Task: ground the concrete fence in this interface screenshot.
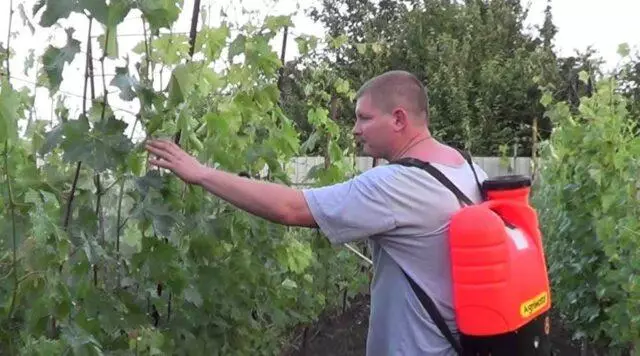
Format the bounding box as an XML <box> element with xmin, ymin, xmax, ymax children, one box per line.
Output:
<box><xmin>281</xmin><ymin>156</ymin><xmax>533</xmax><ymax>185</ymax></box>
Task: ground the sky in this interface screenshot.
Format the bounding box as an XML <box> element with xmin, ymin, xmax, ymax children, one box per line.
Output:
<box><xmin>1</xmin><ymin>0</ymin><xmax>639</xmax><ymax>140</ymax></box>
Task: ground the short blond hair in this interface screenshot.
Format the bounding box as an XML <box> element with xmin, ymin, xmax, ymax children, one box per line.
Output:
<box><xmin>356</xmin><ymin>70</ymin><xmax>429</xmax><ymax>122</ymax></box>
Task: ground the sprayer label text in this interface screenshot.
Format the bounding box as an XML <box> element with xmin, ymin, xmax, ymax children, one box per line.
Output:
<box><xmin>520</xmin><ymin>291</ymin><xmax>548</xmax><ymax>318</ymax></box>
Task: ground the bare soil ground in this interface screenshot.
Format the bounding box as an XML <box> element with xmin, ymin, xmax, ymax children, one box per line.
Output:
<box><xmin>283</xmin><ymin>293</ymin><xmax>592</xmax><ymax>356</ymax></box>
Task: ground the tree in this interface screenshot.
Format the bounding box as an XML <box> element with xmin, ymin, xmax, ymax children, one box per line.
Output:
<box><xmin>283</xmin><ymin>0</ymin><xmax>564</xmax><ymax>156</ymax></box>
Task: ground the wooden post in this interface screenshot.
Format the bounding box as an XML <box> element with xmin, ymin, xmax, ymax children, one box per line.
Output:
<box><xmin>277</xmin><ymin>25</ymin><xmax>288</xmax><ymax>98</ymax></box>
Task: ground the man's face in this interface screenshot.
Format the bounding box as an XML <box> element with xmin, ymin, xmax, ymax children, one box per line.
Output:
<box><xmin>352</xmin><ymin>94</ymin><xmax>395</xmax><ymax>158</ymax></box>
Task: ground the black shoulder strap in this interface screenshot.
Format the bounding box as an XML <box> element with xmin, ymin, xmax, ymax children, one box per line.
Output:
<box><xmin>390</xmin><ymin>157</ymin><xmax>467</xmax><ymax>354</ymax></box>
<box><xmin>453</xmin><ymin>150</ymin><xmax>517</xmax><ymax>228</ymax></box>
<box><xmin>402</xmin><ymin>270</ymin><xmax>463</xmax><ymax>354</ymax></box>
<box><xmin>455</xmin><ymin>148</ymin><xmax>484</xmax><ymax>200</ymax></box>
<box><xmin>393</xmin><ymin>157</ymin><xmax>474</xmax><ymax>206</ymax></box>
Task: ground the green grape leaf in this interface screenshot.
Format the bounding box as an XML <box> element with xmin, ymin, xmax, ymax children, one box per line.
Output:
<box><xmin>107</xmin><ymin>0</ymin><xmax>133</xmax><ymax>27</ymax></box>
<box><xmin>98</xmin><ymin>26</ymin><xmax>119</xmax><ymax>59</ymax></box>
<box><xmin>135</xmin><ymin>170</ymin><xmax>165</xmax><ymax>197</ymax></box>
<box><xmin>36</xmin><ymin>0</ymin><xmax>76</xmax><ymax>27</ymax></box>
<box><xmin>540</xmin><ymin>91</ymin><xmax>553</xmax><ymax>107</ymax></box>
<box><xmin>0</xmin><ymin>79</ymin><xmax>21</xmax><ymax>143</ymax></box>
<box><xmin>59</xmin><ymin>323</ymin><xmax>103</xmax><ymax>354</ymax></box>
<box><xmin>80</xmin><ymin>0</ymin><xmax>132</xmax><ymax>28</ymax></box>
<box><xmin>184</xmin><ymin>286</ymin><xmax>203</xmax><ymax>307</ymax></box>
<box><xmin>195</xmin><ymin>25</ymin><xmax>230</xmax><ymax>61</ymax></box>
<box><xmin>355</xmin><ymin>43</ymin><xmax>367</xmax><ymax>54</ymax></box>
<box><xmin>132</xmin><ymin>192</ymin><xmax>179</xmax><ymax>237</ymax></box>
<box><xmin>121</xmin><ymin>225</ymin><xmax>143</xmax><ymax>257</ymax></box>
<box><xmin>283</xmin><ymin>239</ymin><xmax>313</xmax><ymax>273</ymax></box>
<box><xmin>88</xmin><ymin>98</ymin><xmax>115</xmax><ymax>122</ymax></box>
<box><xmin>264</xmin><ymin>15</ymin><xmax>293</xmax><ymax>31</ymax></box>
<box><xmin>37</xmin><ymin>125</ymin><xmax>64</xmax><ymax>156</ymax></box>
<box><xmin>333</xmin><ymin>78</ymin><xmax>350</xmax><ymax>94</ymax></box>
<box><xmin>142</xmin><ymin>33</ymin><xmax>190</xmax><ymax>65</ymax></box>
<box><xmin>139</xmin><ymin>0</ymin><xmax>183</xmax><ymax>32</ymax></box>
<box><xmin>328</xmin><ymin>140</ymin><xmax>342</xmax><ymax>164</ymax></box>
<box><xmin>80</xmin><ymin>232</ymin><xmax>107</xmax><ymax>266</ymax></box>
<box><xmin>59</xmin><ymin>115</ymin><xmax>91</xmax><ymax>159</ymax></box>
<box><xmin>329</xmin><ymin>34</ymin><xmax>348</xmax><ymax>49</ymax></box>
<box><xmin>25</xmin><ymin>189</ymin><xmax>62</xmax><ymax>241</ymax></box>
<box><xmin>228</xmin><ymin>34</ymin><xmax>246</xmax><ymax>61</ymax></box>
<box><xmin>270</xmin><ymin>116</ymin><xmax>300</xmax><ymax>155</ymax></box>
<box><xmin>60</xmin><ymin>115</ymin><xmax>134</xmax><ymax>171</ymax></box>
<box><xmin>167</xmin><ymin>64</ymin><xmax>196</xmax><ymax>107</ymax></box>
<box><xmin>39</xmin><ymin>28</ymin><xmax>81</xmax><ymax>94</ymax></box>
<box><xmin>307</xmin><ymin>107</ymin><xmax>329</xmax><ymax>126</ymax></box>
<box><xmin>578</xmin><ymin>70</ymin><xmax>590</xmax><ymax>84</ymax></box>
<box><xmin>110</xmin><ymin>65</ymin><xmax>138</xmax><ymax>101</ymax></box>
<box><xmin>295</xmin><ymin>35</ymin><xmax>318</xmax><ymax>55</ymax></box>
<box><xmin>78</xmin><ymin>0</ymin><xmax>109</xmax><ymax>24</ymax></box>
<box><xmin>244</xmin><ymin>36</ymin><xmax>281</xmax><ymax>76</ymax></box>
<box><xmin>281</xmin><ymin>278</ymin><xmax>297</xmax><ymax>290</ymax></box>
<box><xmin>32</xmin><ymin>0</ymin><xmax>46</xmax><ymax>16</ymax></box>
<box><xmin>300</xmin><ymin>131</ymin><xmax>321</xmax><ymax>153</ymax></box>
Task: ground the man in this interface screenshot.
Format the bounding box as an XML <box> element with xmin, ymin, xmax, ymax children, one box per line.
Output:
<box><xmin>145</xmin><ymin>70</ymin><xmax>488</xmax><ymax>355</ymax></box>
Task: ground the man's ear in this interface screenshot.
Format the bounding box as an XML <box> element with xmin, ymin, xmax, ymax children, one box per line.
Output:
<box><xmin>391</xmin><ymin>107</ymin><xmax>409</xmax><ymax>132</ymax></box>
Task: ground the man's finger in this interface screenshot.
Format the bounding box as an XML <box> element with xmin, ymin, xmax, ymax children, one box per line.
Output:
<box><xmin>146</xmin><ymin>139</ymin><xmax>172</xmax><ymax>150</ymax></box>
<box><xmin>145</xmin><ymin>145</ymin><xmax>170</xmax><ymax>160</ymax></box>
<box><xmin>167</xmin><ymin>139</ymin><xmax>182</xmax><ymax>151</ymax></box>
<box><xmin>148</xmin><ymin>139</ymin><xmax>187</xmax><ymax>158</ymax></box>
<box><xmin>149</xmin><ymin>158</ymin><xmax>173</xmax><ymax>170</ymax></box>
<box><xmin>166</xmin><ymin>140</ymin><xmax>189</xmax><ymax>158</ymax></box>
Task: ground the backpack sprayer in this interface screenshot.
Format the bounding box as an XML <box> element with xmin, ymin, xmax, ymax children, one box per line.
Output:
<box><xmin>342</xmin><ymin>151</ymin><xmax>552</xmax><ymax>356</ymax></box>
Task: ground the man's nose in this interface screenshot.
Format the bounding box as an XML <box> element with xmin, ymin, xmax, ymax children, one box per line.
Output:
<box><xmin>352</xmin><ymin>124</ymin><xmax>361</xmax><ymax>136</ymax></box>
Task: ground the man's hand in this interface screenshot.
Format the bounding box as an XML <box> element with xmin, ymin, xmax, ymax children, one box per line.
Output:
<box><xmin>145</xmin><ymin>139</ymin><xmax>207</xmax><ymax>185</ymax></box>
<box><xmin>144</xmin><ymin>138</ymin><xmax>317</xmax><ymax>228</ymax></box>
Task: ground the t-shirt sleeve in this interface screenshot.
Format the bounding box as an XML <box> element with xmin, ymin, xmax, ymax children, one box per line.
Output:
<box><xmin>302</xmin><ymin>168</ymin><xmax>397</xmax><ymax>244</ymax></box>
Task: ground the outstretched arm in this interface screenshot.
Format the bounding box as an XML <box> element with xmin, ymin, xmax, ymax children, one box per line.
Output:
<box><xmin>145</xmin><ymin>139</ymin><xmax>317</xmax><ymax>227</ymax></box>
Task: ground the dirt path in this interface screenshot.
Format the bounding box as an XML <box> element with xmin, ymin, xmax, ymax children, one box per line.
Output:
<box><xmin>283</xmin><ymin>293</ymin><xmax>586</xmax><ymax>356</ymax></box>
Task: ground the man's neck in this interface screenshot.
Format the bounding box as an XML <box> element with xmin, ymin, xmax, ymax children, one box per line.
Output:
<box><xmin>388</xmin><ymin>131</ymin><xmax>433</xmax><ymax>161</ymax></box>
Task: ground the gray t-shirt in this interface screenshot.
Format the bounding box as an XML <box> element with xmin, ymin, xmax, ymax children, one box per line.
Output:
<box><xmin>302</xmin><ymin>160</ymin><xmax>488</xmax><ymax>356</ymax></box>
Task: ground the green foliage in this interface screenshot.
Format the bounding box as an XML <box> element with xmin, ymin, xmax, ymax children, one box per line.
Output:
<box><xmin>39</xmin><ymin>28</ymin><xmax>81</xmax><ymax>94</ymax></box>
<box><xmin>0</xmin><ymin>1</ymin><xmax>369</xmax><ymax>354</ymax></box>
<box><xmin>286</xmin><ymin>0</ymin><xmax>560</xmax><ymax>156</ymax></box>
<box><xmin>0</xmin><ymin>79</ymin><xmax>22</xmax><ymax>143</ymax></box>
<box><xmin>286</xmin><ymin>58</ymin><xmax>361</xmax><ymax>185</ymax></box>
<box><xmin>615</xmin><ymin>45</ymin><xmax>640</xmax><ymax>121</ymax></box>
<box><xmin>8</xmin><ymin>0</ymin><xmax>638</xmax><ymax>353</ymax></box>
<box><xmin>532</xmin><ymin>72</ymin><xmax>640</xmax><ymax>352</ymax></box>
<box><xmin>44</xmin><ymin>115</ymin><xmax>134</xmax><ymax>172</ymax></box>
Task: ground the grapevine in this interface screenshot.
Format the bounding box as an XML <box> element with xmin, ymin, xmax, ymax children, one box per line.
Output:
<box><xmin>0</xmin><ymin>1</ymin><xmax>369</xmax><ymax>354</ymax></box>
<box><xmin>4</xmin><ymin>0</ymin><xmax>639</xmax><ymax>354</ymax></box>
<box><xmin>533</xmin><ymin>67</ymin><xmax>640</xmax><ymax>353</ymax></box>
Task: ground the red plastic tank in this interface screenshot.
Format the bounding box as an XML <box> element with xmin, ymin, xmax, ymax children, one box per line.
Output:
<box><xmin>448</xmin><ymin>175</ymin><xmax>551</xmax><ymax>336</ymax></box>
